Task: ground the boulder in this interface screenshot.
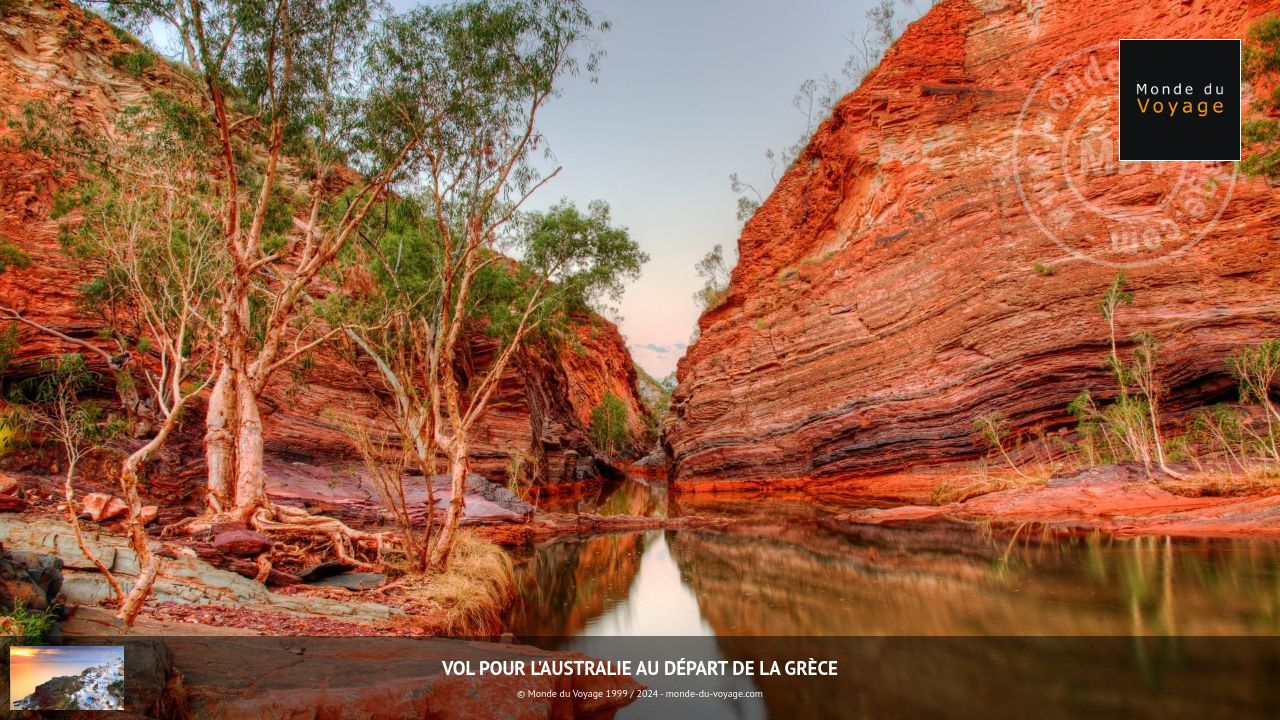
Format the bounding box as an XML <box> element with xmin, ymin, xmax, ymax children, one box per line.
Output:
<box><xmin>0</xmin><ymin>474</ymin><xmax>20</xmax><ymax>495</ymax></box>
<box><xmin>464</xmin><ymin>473</ymin><xmax>535</xmax><ymax>519</ymax></box>
<box><xmin>299</xmin><ymin>561</ymin><xmax>355</xmax><ymax>583</ymax></box>
<box><xmin>136</xmin><ymin>505</ymin><xmax>159</xmax><ymax>525</ymax></box>
<box><xmin>0</xmin><ymin>545</ymin><xmax>63</xmax><ymax>612</ymax></box>
<box><xmin>80</xmin><ymin>493</ymin><xmax>128</xmax><ymax>523</ymax></box>
<box><xmin>210</xmin><ymin>529</ymin><xmax>273</xmax><ymax>557</ymax></box>
<box><xmin>0</xmin><ymin>494</ymin><xmax>26</xmax><ymax>512</ymax></box>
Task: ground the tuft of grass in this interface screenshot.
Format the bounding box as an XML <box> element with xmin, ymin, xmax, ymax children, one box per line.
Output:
<box><xmin>0</xmin><ymin>239</ymin><xmax>31</xmax><ymax>273</ymax></box>
<box><xmin>931</xmin><ymin>463</ymin><xmax>1054</xmax><ymax>505</ymax></box>
<box><xmin>753</xmin><ymin>318</ymin><xmax>769</xmax><ymax>331</ymax></box>
<box><xmin>1159</xmin><ymin>465</ymin><xmax>1280</xmax><ymax>498</ymax></box>
<box><xmin>1</xmin><ymin>601</ymin><xmax>59</xmax><ymax>640</ymax></box>
<box><xmin>390</xmin><ymin>532</ymin><xmax>514</xmax><ymax>636</ymax></box>
<box><xmin>1031</xmin><ymin>261</ymin><xmax>1056</xmax><ymax>277</ymax></box>
<box><xmin>109</xmin><ymin>50</ymin><xmax>156</xmax><ymax>79</ymax></box>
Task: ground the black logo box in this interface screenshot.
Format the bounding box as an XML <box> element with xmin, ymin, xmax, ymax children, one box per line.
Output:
<box><xmin>1119</xmin><ymin>38</ymin><xmax>1241</xmax><ymax>162</ymax></box>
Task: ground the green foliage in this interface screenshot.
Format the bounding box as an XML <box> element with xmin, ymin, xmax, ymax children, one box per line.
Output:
<box><xmin>1243</xmin><ymin>118</ymin><xmax>1278</xmax><ymax>145</ymax></box>
<box><xmin>10</xmin><ymin>354</ymin><xmax>97</xmax><ymax>406</ymax></box>
<box><xmin>1</xmin><ymin>601</ymin><xmax>59</xmax><ymax>640</ymax></box>
<box><xmin>693</xmin><ymin>243</ymin><xmax>731</xmax><ymax>311</ymax></box>
<box><xmin>1191</xmin><ymin>404</ymin><xmax>1248</xmax><ymax>462</ymax></box>
<box><xmin>0</xmin><ymin>323</ymin><xmax>18</xmax><ymax>377</ymax></box>
<box><xmin>8</xmin><ymin>355</ymin><xmax>125</xmax><ymax>447</ymax></box>
<box><xmin>1243</xmin><ymin>16</ymin><xmax>1280</xmax><ymax>79</ymax></box>
<box><xmin>1031</xmin><ymin>261</ymin><xmax>1056</xmax><ymax>277</ymax></box>
<box><xmin>1227</xmin><ymin>339</ymin><xmax>1280</xmax><ymax>461</ymax></box>
<box><xmin>1098</xmin><ymin>271</ymin><xmax>1134</xmax><ymax>322</ymax></box>
<box><xmin>109</xmin><ymin>50</ymin><xmax>155</xmax><ymax>78</ymax></box>
<box><xmin>149</xmin><ymin>93</ymin><xmax>216</xmax><ymax>149</ymax></box>
<box><xmin>1228</xmin><ymin>339</ymin><xmax>1280</xmax><ymax>405</ymax></box>
<box><xmin>1243</xmin><ymin>16</ymin><xmax>1280</xmax><ymax>180</ymax></box>
<box><xmin>524</xmin><ymin>201</ymin><xmax>646</xmax><ymax>306</ymax></box>
<box><xmin>590</xmin><ymin>391</ymin><xmax>629</xmax><ymax>456</ymax></box>
<box><xmin>0</xmin><ymin>238</ymin><xmax>31</xmax><ymax>273</ymax></box>
<box><xmin>973</xmin><ymin>412</ymin><xmax>1011</xmax><ymax>448</ymax></box>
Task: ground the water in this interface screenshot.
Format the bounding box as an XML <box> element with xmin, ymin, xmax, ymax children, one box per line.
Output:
<box><xmin>506</xmin><ymin>478</ymin><xmax>1280</xmax><ymax>718</ymax></box>
<box><xmin>510</xmin><ymin>477</ymin><xmax>1280</xmax><ymax>638</ymax></box>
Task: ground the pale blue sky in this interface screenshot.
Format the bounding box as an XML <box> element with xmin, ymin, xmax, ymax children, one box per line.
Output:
<box><xmin>500</xmin><ymin>0</ymin><xmax>890</xmax><ymax>377</ymax></box>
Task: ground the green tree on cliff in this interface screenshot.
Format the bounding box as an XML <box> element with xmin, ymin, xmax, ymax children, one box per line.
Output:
<box><xmin>341</xmin><ymin>194</ymin><xmax>644</xmax><ymax>571</ymax></box>
<box><xmin>590</xmin><ymin>391</ymin><xmax>630</xmax><ymax>456</ymax></box>
<box><xmin>330</xmin><ymin>1</ymin><xmax>641</xmax><ymax>570</ymax></box>
<box><xmin>1243</xmin><ymin>16</ymin><xmax>1280</xmax><ymax>179</ymax></box>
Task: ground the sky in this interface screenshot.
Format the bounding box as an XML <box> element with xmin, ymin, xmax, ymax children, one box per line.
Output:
<box><xmin>506</xmin><ymin>0</ymin><xmax>888</xmax><ymax>378</ymax></box>
<box><xmin>145</xmin><ymin>0</ymin><xmax>894</xmax><ymax>378</ymax></box>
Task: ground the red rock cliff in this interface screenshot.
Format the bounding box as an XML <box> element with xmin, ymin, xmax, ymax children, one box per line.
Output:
<box><xmin>0</xmin><ymin>0</ymin><xmax>648</xmax><ymax>489</ymax></box>
<box><xmin>668</xmin><ymin>0</ymin><xmax>1280</xmax><ymax>487</ymax></box>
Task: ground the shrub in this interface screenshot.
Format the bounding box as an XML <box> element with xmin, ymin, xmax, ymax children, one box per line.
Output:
<box><xmin>590</xmin><ymin>391</ymin><xmax>629</xmax><ymax>455</ymax></box>
<box><xmin>1</xmin><ymin>601</ymin><xmax>59</xmax><ymax>640</ymax></box>
<box><xmin>0</xmin><ymin>239</ymin><xmax>31</xmax><ymax>273</ymax></box>
<box><xmin>973</xmin><ymin>411</ymin><xmax>1027</xmax><ymax>478</ymax></box>
<box><xmin>109</xmin><ymin>50</ymin><xmax>155</xmax><ymax>79</ymax></box>
<box><xmin>1031</xmin><ymin>261</ymin><xmax>1056</xmax><ymax>276</ymax></box>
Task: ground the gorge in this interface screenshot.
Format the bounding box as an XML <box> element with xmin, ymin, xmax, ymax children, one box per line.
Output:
<box><xmin>0</xmin><ymin>0</ymin><xmax>1276</xmax><ymax>717</ymax></box>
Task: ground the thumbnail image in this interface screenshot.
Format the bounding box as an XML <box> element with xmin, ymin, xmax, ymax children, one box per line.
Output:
<box><xmin>10</xmin><ymin>646</ymin><xmax>125</xmax><ymax>711</ymax></box>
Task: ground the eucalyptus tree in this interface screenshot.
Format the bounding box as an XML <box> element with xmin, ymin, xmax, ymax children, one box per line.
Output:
<box><xmin>347</xmin><ymin>197</ymin><xmax>645</xmax><ymax>571</ymax></box>
<box><xmin>11</xmin><ymin>355</ymin><xmax>126</xmax><ymax>604</ymax></box>
<box><xmin>9</xmin><ymin>93</ymin><xmax>227</xmax><ymax>623</ymax></box>
<box><xmin>332</xmin><ymin>0</ymin><xmax>636</xmax><ymax>569</ymax></box>
<box><xmin>97</xmin><ymin>0</ymin><xmax>428</xmax><ymax>543</ymax></box>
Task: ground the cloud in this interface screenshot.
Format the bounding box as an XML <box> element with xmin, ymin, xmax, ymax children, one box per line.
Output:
<box><xmin>634</xmin><ymin>343</ymin><xmax>670</xmax><ymax>354</ymax></box>
<box><xmin>674</xmin><ymin>343</ymin><xmax>687</xmax><ymax>350</ymax></box>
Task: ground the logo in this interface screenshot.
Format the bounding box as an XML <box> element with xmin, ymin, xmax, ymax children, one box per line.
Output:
<box><xmin>1119</xmin><ymin>39</ymin><xmax>1241</xmax><ymax>161</ymax></box>
<box><xmin>1013</xmin><ymin>43</ymin><xmax>1238</xmax><ymax>268</ymax></box>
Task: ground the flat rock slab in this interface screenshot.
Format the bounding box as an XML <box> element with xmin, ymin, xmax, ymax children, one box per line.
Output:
<box><xmin>265</xmin><ymin>459</ymin><xmax>533</xmax><ymax>525</ymax></box>
<box><xmin>0</xmin><ymin>517</ymin><xmax>403</xmax><ymax>624</ymax></box>
<box><xmin>310</xmin><ymin>572</ymin><xmax>385</xmax><ymax>591</ymax></box>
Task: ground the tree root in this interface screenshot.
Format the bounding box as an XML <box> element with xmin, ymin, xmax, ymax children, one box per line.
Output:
<box><xmin>165</xmin><ymin>502</ymin><xmax>389</xmax><ymax>571</ymax></box>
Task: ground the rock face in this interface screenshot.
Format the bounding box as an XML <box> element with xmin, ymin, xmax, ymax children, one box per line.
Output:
<box><xmin>0</xmin><ymin>543</ymin><xmax>62</xmax><ymax>613</ymax></box>
<box><xmin>0</xmin><ymin>0</ymin><xmax>648</xmax><ymax>495</ymax></box>
<box><xmin>668</xmin><ymin>0</ymin><xmax>1280</xmax><ymax>487</ymax></box>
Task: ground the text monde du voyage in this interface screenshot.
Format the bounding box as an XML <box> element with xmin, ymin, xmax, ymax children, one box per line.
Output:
<box><xmin>1133</xmin><ymin>82</ymin><xmax>1229</xmax><ymax>117</ymax></box>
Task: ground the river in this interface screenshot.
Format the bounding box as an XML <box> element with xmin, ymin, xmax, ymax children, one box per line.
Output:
<box><xmin>505</xmin><ymin>476</ymin><xmax>1280</xmax><ymax>719</ymax></box>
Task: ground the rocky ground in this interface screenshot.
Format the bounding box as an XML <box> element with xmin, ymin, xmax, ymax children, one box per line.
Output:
<box><xmin>832</xmin><ymin>464</ymin><xmax>1280</xmax><ymax>538</ymax></box>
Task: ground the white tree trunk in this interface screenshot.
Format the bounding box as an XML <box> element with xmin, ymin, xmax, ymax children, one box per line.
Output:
<box><xmin>204</xmin><ymin>368</ymin><xmax>236</xmax><ymax>512</ymax></box>
<box><xmin>430</xmin><ymin>438</ymin><xmax>469</xmax><ymax>571</ymax></box>
<box><xmin>233</xmin><ymin>377</ymin><xmax>267</xmax><ymax>519</ymax></box>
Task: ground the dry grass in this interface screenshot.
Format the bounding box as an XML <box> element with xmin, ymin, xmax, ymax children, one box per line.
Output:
<box><xmin>1158</xmin><ymin>465</ymin><xmax>1280</xmax><ymax>498</ymax></box>
<box><xmin>931</xmin><ymin>462</ymin><xmax>1057</xmax><ymax>505</ymax></box>
<box><xmin>386</xmin><ymin>530</ymin><xmax>515</xmax><ymax>636</ymax></box>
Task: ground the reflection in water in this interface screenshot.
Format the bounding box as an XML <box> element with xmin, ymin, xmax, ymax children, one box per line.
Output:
<box><xmin>508</xmin><ymin>479</ymin><xmax>1280</xmax><ymax>718</ymax></box>
<box><xmin>536</xmin><ymin>475</ymin><xmax>668</xmax><ymax>517</ymax></box>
